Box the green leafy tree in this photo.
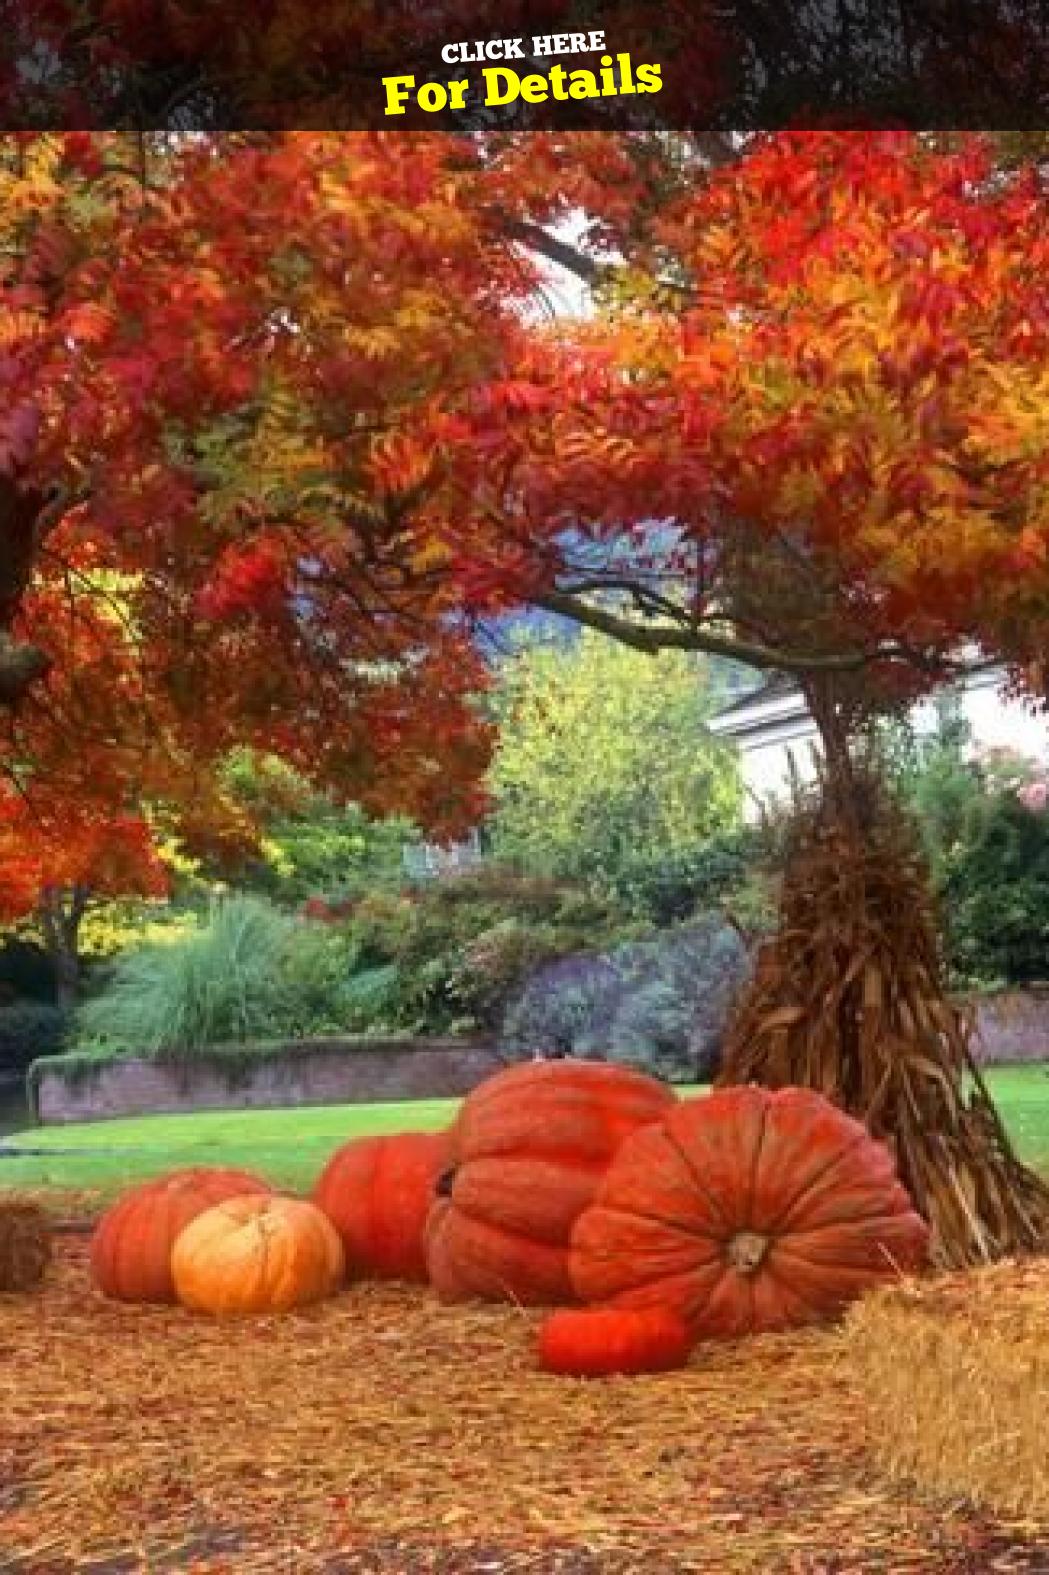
[487,633,741,894]
[220,752,416,907]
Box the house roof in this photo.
[710,672,799,721]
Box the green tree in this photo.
[221,752,416,908]
[487,633,741,894]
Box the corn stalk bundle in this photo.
[718,758,1049,1267]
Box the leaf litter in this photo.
[0,1222,1048,1574]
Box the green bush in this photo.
[335,867,644,1035]
[942,792,1049,986]
[0,1002,70,1071]
[222,749,415,906]
[612,827,776,929]
[0,939,57,1003]
[73,895,351,1056]
[879,702,1049,987]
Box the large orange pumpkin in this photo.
[569,1085,929,1338]
[171,1194,345,1315]
[312,1129,453,1282]
[90,1167,271,1304]
[425,1060,676,1306]
[538,1306,694,1378]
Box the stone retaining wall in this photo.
[968,989,1049,1066]
[33,1037,507,1125]
[28,990,1049,1125]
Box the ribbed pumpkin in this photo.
[90,1167,271,1304]
[570,1086,929,1338]
[312,1129,453,1282]
[425,1060,676,1306]
[171,1195,344,1315]
[538,1306,694,1377]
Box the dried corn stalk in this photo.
[718,758,1049,1267]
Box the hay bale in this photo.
[0,1197,52,1293]
[843,1259,1049,1517]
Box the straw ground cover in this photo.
[3,1230,1049,1574]
[845,1258,1049,1522]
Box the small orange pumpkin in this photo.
[171,1194,345,1315]
[312,1129,453,1282]
[90,1167,271,1304]
[538,1307,694,1378]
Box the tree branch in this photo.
[531,589,960,677]
[499,219,603,285]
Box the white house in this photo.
[708,665,1049,821]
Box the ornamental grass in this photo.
[844,1257,1049,1519]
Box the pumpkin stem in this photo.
[727,1231,769,1274]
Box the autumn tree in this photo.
[439,130,1049,1264]
[7,129,1049,1262]
[0,128,538,979]
[0,133,523,828]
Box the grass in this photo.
[1,1065,1047,1199]
[0,1097,461,1195]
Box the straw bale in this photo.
[844,1257,1049,1518]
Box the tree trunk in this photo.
[38,885,89,1009]
[0,477,56,706]
[716,703,1049,1268]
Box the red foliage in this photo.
[3,130,1049,870]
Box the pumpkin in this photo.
[425,1060,676,1306]
[569,1085,930,1338]
[171,1194,345,1314]
[90,1167,271,1304]
[312,1129,453,1282]
[538,1306,693,1377]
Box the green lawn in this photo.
[0,1097,460,1196]
[2,1065,1048,1198]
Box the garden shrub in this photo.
[0,938,57,1003]
[500,914,752,1081]
[0,1001,70,1072]
[223,749,416,907]
[880,702,1049,987]
[334,868,643,1035]
[943,791,1049,986]
[612,827,776,929]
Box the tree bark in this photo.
[37,885,89,1009]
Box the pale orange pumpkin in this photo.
[90,1167,271,1304]
[171,1194,345,1314]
